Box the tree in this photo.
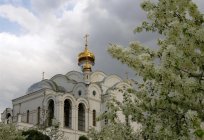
[0,123,25,140]
[103,0,203,139]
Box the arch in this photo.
[77,98,89,109]
[27,110,29,123]
[93,110,96,126]
[64,99,72,128]
[37,107,40,125]
[47,99,54,126]
[62,94,76,105]
[78,103,85,131]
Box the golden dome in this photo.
[78,46,95,65]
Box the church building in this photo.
[1,36,137,139]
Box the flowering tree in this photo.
[94,0,204,139]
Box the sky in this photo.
[0,0,203,119]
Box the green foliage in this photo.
[106,0,204,139]
[22,130,50,140]
[79,135,89,140]
[0,123,25,140]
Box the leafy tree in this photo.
[0,123,25,140]
[22,130,50,140]
[88,90,141,140]
[93,0,204,139]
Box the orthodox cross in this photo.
[84,34,89,47]
[42,72,45,80]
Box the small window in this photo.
[78,90,82,96]
[93,90,96,96]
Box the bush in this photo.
[22,130,50,140]
[79,135,89,140]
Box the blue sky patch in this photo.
[0,17,22,35]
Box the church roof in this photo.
[26,71,125,95]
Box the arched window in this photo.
[27,110,29,123]
[37,107,40,125]
[48,99,54,126]
[64,99,72,128]
[78,103,85,131]
[93,110,96,126]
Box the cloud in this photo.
[0,5,39,32]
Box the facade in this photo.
[1,37,137,139]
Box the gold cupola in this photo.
[78,34,95,72]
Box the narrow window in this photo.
[104,111,108,125]
[48,99,54,126]
[64,99,72,128]
[93,110,96,126]
[37,107,40,125]
[78,103,85,131]
[27,110,29,123]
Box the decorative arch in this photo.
[76,98,89,109]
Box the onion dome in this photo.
[78,46,95,66]
[78,34,95,72]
